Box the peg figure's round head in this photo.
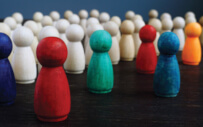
[55,19,70,33]
[90,9,99,18]
[12,12,23,24]
[103,21,119,36]
[148,18,162,32]
[0,23,11,36]
[90,30,112,52]
[120,20,134,34]
[50,11,60,21]
[173,17,185,29]
[125,11,135,20]
[12,26,34,47]
[86,17,99,27]
[132,14,143,21]
[4,17,17,30]
[149,9,158,18]
[99,12,110,23]
[66,24,84,42]
[24,20,39,36]
[41,15,53,27]
[37,37,67,67]
[160,13,171,21]
[139,25,156,43]
[133,19,145,33]
[69,14,80,24]
[79,10,88,19]
[185,22,202,37]
[158,32,179,55]
[64,10,73,20]
[110,16,121,27]
[87,24,103,37]
[161,19,173,30]
[185,11,195,19]
[0,33,12,59]
[33,12,43,22]
[38,26,59,41]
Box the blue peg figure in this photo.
[0,33,16,105]
[87,30,114,94]
[153,32,180,97]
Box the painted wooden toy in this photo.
[87,30,113,94]
[154,32,180,97]
[119,20,135,61]
[11,27,36,84]
[136,25,157,74]
[182,22,202,65]
[34,37,71,122]
[0,33,16,105]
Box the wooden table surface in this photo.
[0,51,203,127]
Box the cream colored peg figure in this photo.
[64,10,73,21]
[84,17,100,51]
[99,12,110,26]
[104,21,120,65]
[50,11,60,26]
[24,20,39,64]
[111,16,121,42]
[11,27,36,84]
[85,24,103,67]
[199,16,203,46]
[119,20,135,61]
[133,19,145,58]
[90,9,99,18]
[4,17,17,50]
[173,17,185,51]
[160,13,172,21]
[55,19,70,45]
[12,12,23,28]
[148,9,158,23]
[161,18,173,34]
[186,16,197,25]
[41,15,53,27]
[33,12,43,34]
[69,14,80,24]
[125,11,135,21]
[64,24,85,74]
[79,9,88,32]
[37,26,59,73]
[0,23,13,62]
[148,18,161,55]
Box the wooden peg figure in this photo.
[0,33,16,105]
[154,32,180,97]
[87,30,114,94]
[182,23,202,65]
[136,25,157,74]
[34,37,71,122]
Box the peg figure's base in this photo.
[112,61,119,65]
[183,61,199,66]
[89,89,112,94]
[16,80,35,84]
[155,93,178,98]
[137,69,155,74]
[66,70,84,74]
[37,115,68,122]
[121,58,133,61]
[0,100,15,106]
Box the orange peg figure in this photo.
[182,22,202,65]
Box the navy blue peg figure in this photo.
[153,32,180,97]
[0,33,16,105]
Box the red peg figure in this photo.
[136,25,157,74]
[34,37,71,122]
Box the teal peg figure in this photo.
[87,30,114,94]
[153,32,180,97]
